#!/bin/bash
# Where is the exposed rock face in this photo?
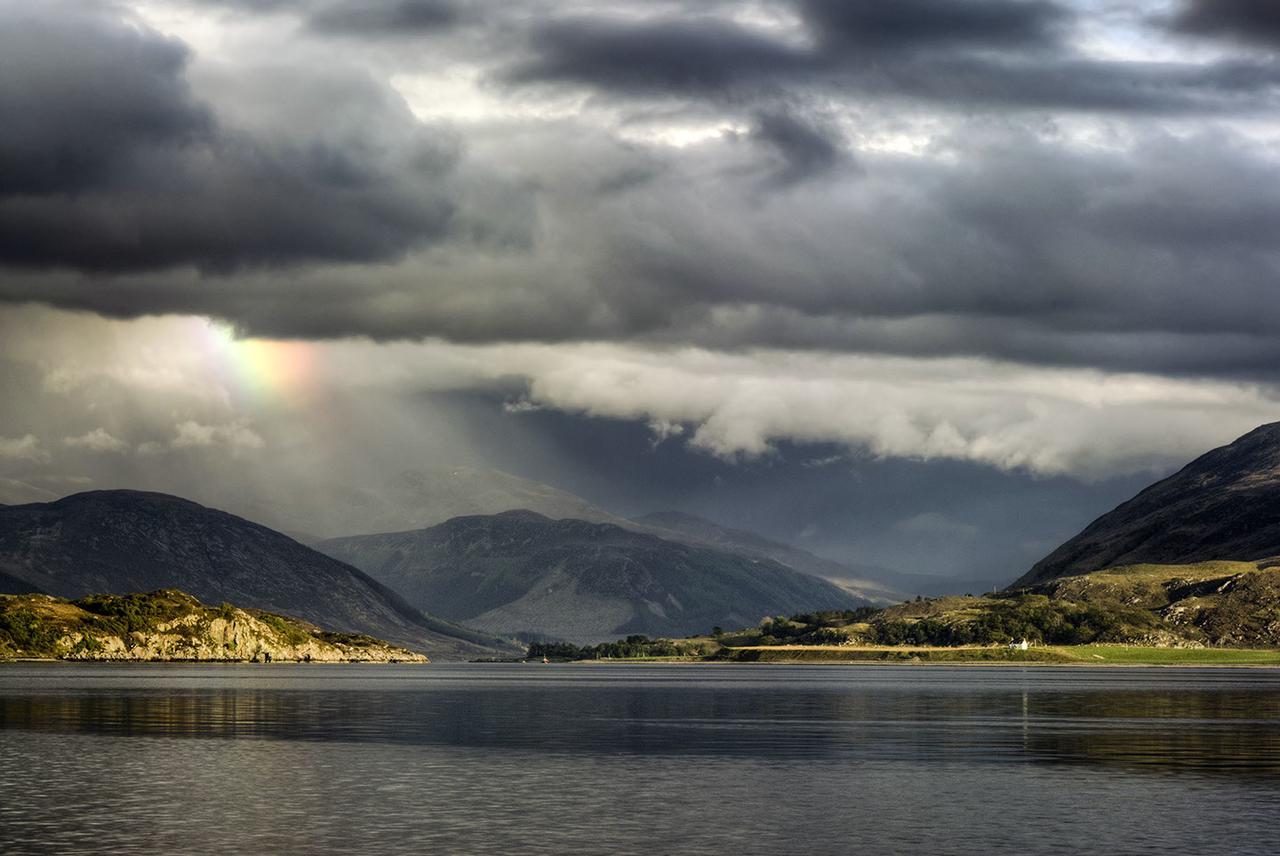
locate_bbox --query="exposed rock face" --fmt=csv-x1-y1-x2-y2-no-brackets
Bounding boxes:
1015,423,1280,587
0,490,516,660
318,510,864,645
1028,561,1280,647
0,590,428,662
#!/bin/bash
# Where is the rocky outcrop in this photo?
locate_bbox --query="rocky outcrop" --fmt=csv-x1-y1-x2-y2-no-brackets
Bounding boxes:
1028,561,1280,646
0,590,428,662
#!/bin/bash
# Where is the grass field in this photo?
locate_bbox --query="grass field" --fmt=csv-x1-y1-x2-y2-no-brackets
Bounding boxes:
713,644,1280,666
1047,644,1280,665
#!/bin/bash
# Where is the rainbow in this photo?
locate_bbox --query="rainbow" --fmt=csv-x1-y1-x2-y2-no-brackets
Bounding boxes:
202,321,317,403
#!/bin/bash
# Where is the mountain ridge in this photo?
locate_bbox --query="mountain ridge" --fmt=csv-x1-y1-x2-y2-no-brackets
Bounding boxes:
318,510,865,645
1014,422,1280,587
0,490,518,660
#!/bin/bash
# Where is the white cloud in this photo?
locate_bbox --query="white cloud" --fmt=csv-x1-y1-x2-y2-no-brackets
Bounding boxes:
171,420,265,453
0,434,49,464
64,428,127,453
418,343,1279,479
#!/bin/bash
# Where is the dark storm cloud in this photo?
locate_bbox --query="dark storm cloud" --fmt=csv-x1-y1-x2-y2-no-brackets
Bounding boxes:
0,1,456,273
186,0,465,33
800,0,1068,51
749,109,849,184
307,0,462,36
507,15,808,95
504,0,1280,112
0,6,210,195
5,119,1280,381
1,0,1279,383
1173,0,1280,45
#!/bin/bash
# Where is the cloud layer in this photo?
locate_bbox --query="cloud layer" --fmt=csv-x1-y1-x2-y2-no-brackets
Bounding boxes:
0,0,1277,508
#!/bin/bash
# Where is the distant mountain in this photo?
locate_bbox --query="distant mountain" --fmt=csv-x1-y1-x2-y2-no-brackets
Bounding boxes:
0,491,518,660
0,478,58,506
318,510,864,645
631,511,1000,602
1015,423,1280,588
0,569,41,594
219,467,623,540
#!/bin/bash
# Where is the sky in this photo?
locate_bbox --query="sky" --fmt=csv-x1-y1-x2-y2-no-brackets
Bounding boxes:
1,0,1278,583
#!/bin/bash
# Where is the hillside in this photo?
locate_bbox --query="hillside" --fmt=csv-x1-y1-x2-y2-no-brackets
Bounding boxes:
0,491,518,660
702,558,1280,649
1015,423,1280,587
318,510,863,645
0,589,427,662
631,511,907,603
631,511,1000,600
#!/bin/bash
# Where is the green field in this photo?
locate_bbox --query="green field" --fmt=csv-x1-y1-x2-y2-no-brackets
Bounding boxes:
1047,644,1280,665
711,644,1280,666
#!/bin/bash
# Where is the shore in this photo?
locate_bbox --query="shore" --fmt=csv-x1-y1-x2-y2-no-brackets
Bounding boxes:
708,644,1280,666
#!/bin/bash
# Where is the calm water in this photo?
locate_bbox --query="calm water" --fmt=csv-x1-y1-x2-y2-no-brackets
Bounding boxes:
1,664,1278,855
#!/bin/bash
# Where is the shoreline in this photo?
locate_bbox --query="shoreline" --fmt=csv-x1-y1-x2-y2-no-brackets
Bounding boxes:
529,643,1280,668
0,657,431,665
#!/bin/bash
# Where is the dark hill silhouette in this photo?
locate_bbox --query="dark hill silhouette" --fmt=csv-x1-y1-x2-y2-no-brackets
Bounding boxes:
1015,423,1280,587
0,490,515,659
319,510,863,645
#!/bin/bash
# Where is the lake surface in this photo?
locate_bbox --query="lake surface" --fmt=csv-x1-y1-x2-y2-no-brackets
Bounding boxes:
1,663,1278,855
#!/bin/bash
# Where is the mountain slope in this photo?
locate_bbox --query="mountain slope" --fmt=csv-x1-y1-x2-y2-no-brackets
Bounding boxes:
0,491,516,659
318,510,863,645
631,511,1003,600
1014,423,1280,588
0,569,41,594
631,511,909,603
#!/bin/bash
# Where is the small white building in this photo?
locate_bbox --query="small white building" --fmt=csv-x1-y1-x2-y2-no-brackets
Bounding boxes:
1009,638,1029,651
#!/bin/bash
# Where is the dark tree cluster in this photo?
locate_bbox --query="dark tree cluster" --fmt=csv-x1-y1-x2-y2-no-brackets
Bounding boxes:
527,635,704,661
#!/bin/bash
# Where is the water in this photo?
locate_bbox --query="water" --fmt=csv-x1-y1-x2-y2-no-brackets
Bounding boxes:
1,664,1278,855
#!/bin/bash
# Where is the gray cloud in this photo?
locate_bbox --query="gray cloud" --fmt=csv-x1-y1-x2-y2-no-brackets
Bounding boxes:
749,109,850,185
507,15,808,95
307,0,462,36
0,1,457,274
1173,0,1280,45
0,3,209,196
0,0,1278,385
501,0,1280,112
4,118,1280,380
800,0,1069,51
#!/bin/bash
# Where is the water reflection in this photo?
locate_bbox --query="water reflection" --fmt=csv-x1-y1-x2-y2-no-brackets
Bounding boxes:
2,664,1278,856
2,664,1278,773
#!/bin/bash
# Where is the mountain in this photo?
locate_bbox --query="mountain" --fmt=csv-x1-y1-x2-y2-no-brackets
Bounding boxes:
0,589,428,662
0,569,41,594
197,466,624,541
631,511,1000,601
317,510,864,645
1015,423,1280,588
2,467,621,543
0,490,518,660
